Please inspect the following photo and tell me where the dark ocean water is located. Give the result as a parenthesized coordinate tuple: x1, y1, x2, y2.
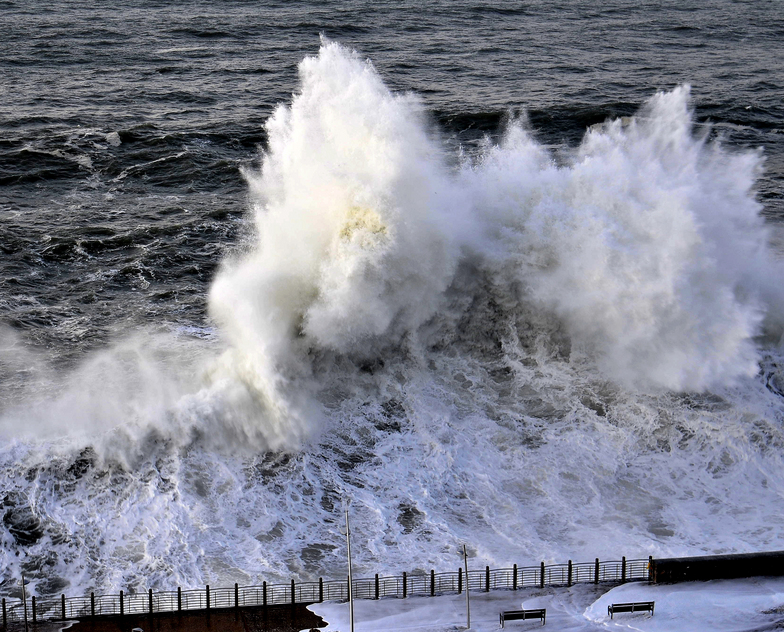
(2, 0, 784, 602)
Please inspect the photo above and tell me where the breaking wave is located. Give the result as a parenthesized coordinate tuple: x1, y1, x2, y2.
(208, 41, 783, 450)
(2, 41, 784, 598)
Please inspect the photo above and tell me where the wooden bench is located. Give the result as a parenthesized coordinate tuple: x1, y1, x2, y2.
(608, 601, 655, 618)
(500, 608, 546, 627)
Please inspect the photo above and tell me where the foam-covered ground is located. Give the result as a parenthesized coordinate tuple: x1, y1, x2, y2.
(308, 578, 784, 632)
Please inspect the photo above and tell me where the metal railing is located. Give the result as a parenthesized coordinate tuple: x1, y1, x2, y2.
(0, 556, 650, 626)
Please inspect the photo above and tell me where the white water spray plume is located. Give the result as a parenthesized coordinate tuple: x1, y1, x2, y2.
(209, 41, 782, 439)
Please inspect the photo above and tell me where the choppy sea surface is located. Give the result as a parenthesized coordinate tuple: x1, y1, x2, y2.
(2, 0, 784, 602)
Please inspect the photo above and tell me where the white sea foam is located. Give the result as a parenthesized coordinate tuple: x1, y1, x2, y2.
(1, 41, 784, 600)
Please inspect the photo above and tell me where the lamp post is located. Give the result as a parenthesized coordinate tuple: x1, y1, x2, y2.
(342, 505, 355, 632)
(463, 545, 470, 629)
(21, 572, 29, 632)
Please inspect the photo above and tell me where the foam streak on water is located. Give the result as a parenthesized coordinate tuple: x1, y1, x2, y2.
(1, 42, 784, 600)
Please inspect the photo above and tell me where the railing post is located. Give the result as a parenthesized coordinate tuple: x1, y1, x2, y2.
(649, 555, 654, 583)
(402, 572, 407, 598)
(62, 594, 66, 620)
(91, 592, 95, 617)
(595, 558, 600, 584)
(206, 584, 210, 610)
(263, 581, 267, 609)
(540, 562, 545, 588)
(567, 560, 573, 587)
(291, 579, 296, 608)
(458, 567, 462, 594)
(513, 564, 518, 590)
(148, 588, 153, 614)
(319, 578, 324, 603)
(3, 597, 6, 628)
(622, 557, 627, 583)
(177, 587, 182, 611)
(32, 596, 36, 624)
(431, 570, 435, 596)
(235, 583, 239, 608)
(485, 566, 490, 592)
(120, 590, 124, 616)
(374, 574, 379, 600)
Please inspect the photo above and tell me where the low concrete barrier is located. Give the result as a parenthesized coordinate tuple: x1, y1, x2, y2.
(650, 551, 784, 583)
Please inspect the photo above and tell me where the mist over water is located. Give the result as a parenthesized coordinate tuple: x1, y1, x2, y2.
(2, 9, 784, 606)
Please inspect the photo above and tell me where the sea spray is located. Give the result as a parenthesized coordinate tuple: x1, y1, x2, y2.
(208, 40, 468, 449)
(1, 41, 784, 599)
(210, 42, 781, 437)
(463, 86, 775, 391)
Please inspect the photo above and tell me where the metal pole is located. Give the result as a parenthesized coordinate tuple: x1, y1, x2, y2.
(21, 573, 28, 632)
(345, 506, 355, 632)
(463, 545, 470, 629)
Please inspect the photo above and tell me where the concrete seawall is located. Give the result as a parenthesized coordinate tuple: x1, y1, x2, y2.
(651, 550, 784, 584)
(2, 603, 324, 632)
